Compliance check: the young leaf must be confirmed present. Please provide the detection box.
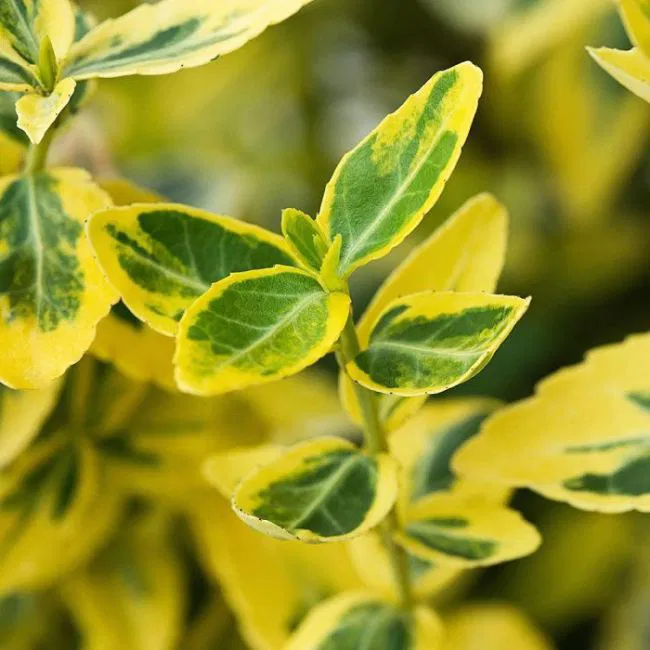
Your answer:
[445,604,555,650]
[388,398,506,508]
[618,0,650,57]
[347,532,462,602]
[0,380,62,469]
[348,292,530,397]
[0,0,75,69]
[0,51,39,91]
[88,203,297,336]
[189,497,366,650]
[395,495,541,569]
[0,168,118,389]
[281,208,327,272]
[62,0,316,80]
[91,303,177,392]
[286,592,443,650]
[175,266,350,396]
[232,437,399,542]
[453,333,650,513]
[317,62,483,277]
[340,193,508,429]
[15,77,76,143]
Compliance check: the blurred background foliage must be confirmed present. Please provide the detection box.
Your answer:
[1,0,649,648]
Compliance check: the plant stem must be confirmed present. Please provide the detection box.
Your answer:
[336,311,414,610]
[24,125,57,174]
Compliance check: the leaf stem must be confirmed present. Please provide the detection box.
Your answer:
[336,311,414,609]
[24,125,57,174]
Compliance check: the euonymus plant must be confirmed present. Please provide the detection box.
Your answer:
[0,0,648,648]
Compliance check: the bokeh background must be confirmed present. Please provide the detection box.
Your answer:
[3,0,649,648]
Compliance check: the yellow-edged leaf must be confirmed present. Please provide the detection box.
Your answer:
[347,532,462,601]
[317,62,483,277]
[233,437,399,543]
[341,193,508,428]
[0,380,61,469]
[285,592,444,650]
[618,0,650,57]
[281,208,327,273]
[453,333,650,513]
[395,494,541,569]
[0,438,120,593]
[0,168,118,389]
[189,496,366,650]
[87,203,297,336]
[62,0,315,81]
[15,77,76,144]
[389,398,507,509]
[587,46,650,103]
[175,266,350,396]
[60,512,185,650]
[347,292,529,397]
[444,604,555,650]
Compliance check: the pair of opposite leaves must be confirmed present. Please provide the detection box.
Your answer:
[0,0,316,143]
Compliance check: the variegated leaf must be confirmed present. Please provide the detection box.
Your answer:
[286,592,444,650]
[15,77,76,143]
[389,398,506,509]
[0,47,39,91]
[0,437,121,593]
[0,168,118,389]
[317,62,483,277]
[395,495,541,569]
[60,512,185,650]
[62,0,316,81]
[87,203,296,336]
[341,193,508,429]
[618,0,650,57]
[189,496,366,650]
[175,266,350,396]
[347,532,462,602]
[444,604,555,650]
[453,333,650,513]
[232,437,399,542]
[281,207,327,273]
[348,292,529,397]
[0,379,62,469]
[0,91,27,147]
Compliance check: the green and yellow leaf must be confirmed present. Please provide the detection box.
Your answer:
[395,495,541,569]
[348,292,529,397]
[0,438,121,593]
[60,511,185,650]
[189,496,366,650]
[347,532,462,602]
[62,0,316,81]
[0,47,39,91]
[444,604,555,650]
[87,203,296,336]
[15,77,76,143]
[453,333,650,513]
[587,46,650,103]
[389,398,507,509]
[341,193,508,428]
[317,62,483,277]
[281,208,327,273]
[0,0,75,72]
[91,303,176,391]
[0,379,62,469]
[618,0,650,57]
[232,437,399,542]
[175,266,350,396]
[0,91,28,149]
[0,168,118,389]
[285,592,444,650]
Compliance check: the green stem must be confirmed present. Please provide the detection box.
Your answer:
[24,125,57,174]
[336,311,414,610]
